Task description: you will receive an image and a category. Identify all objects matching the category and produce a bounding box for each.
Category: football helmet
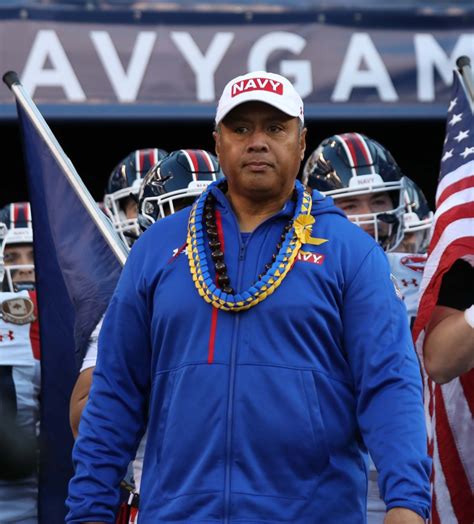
[104,148,168,246]
[0,202,35,292]
[138,149,224,230]
[401,178,433,254]
[0,222,7,243]
[0,222,7,285]
[303,132,406,252]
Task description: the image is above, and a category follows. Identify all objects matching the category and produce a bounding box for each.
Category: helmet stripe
[334,134,357,177]
[344,133,368,167]
[182,149,198,181]
[10,202,31,229]
[139,149,146,178]
[353,133,376,174]
[12,203,19,227]
[135,150,141,177]
[342,133,366,170]
[340,133,376,176]
[201,150,216,172]
[150,148,158,167]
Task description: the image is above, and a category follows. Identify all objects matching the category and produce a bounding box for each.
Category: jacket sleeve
[66,240,152,523]
[342,245,431,519]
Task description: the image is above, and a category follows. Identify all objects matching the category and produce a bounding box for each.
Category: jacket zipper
[219,194,293,523]
[223,239,246,524]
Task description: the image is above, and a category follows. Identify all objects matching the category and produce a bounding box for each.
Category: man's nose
[358,202,374,215]
[246,129,269,153]
[17,266,34,276]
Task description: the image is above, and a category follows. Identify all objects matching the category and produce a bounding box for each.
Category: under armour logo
[168,243,188,264]
[0,330,15,342]
[401,278,418,288]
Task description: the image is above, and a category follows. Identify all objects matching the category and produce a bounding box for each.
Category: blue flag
[15,98,126,522]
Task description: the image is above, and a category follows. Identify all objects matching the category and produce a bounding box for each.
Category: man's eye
[3,254,15,263]
[268,125,283,133]
[234,127,248,134]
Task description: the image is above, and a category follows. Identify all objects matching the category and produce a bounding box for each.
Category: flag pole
[2,70,128,267]
[456,55,474,103]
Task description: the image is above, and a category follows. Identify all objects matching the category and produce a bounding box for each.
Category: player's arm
[423,304,474,384]
[69,367,94,439]
[423,260,474,384]
[69,317,102,438]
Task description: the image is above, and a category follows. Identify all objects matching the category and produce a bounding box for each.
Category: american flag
[412,69,474,523]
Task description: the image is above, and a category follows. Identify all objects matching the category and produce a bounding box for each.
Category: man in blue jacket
[66,71,431,524]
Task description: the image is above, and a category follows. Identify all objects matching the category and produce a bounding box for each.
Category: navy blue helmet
[303,133,406,251]
[0,202,35,291]
[138,149,223,230]
[104,148,168,247]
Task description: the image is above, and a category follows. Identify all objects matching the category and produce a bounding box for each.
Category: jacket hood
[309,188,345,219]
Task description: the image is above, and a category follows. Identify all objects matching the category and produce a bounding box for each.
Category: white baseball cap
[215,71,304,125]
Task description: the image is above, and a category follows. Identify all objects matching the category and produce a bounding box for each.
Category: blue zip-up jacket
[67,186,431,523]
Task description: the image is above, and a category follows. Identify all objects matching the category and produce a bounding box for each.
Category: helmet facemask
[3,263,36,292]
[328,177,405,252]
[138,149,224,231]
[141,187,207,225]
[399,178,434,254]
[104,184,141,247]
[347,205,404,252]
[1,228,35,292]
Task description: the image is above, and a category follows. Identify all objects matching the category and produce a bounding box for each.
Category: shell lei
[187,181,326,312]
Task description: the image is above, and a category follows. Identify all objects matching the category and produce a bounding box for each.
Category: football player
[399,177,433,255]
[0,206,40,524]
[303,133,433,523]
[303,133,433,322]
[104,148,168,249]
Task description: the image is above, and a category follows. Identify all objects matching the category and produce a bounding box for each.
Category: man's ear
[299,127,307,161]
[213,130,220,159]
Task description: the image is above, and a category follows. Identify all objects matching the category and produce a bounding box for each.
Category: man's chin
[242,181,280,201]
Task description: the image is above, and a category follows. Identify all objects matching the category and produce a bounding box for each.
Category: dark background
[1,116,445,211]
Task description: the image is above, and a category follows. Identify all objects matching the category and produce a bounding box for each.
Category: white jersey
[81,318,147,491]
[0,291,39,366]
[387,252,427,327]
[367,252,426,522]
[79,319,101,373]
[0,290,40,524]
